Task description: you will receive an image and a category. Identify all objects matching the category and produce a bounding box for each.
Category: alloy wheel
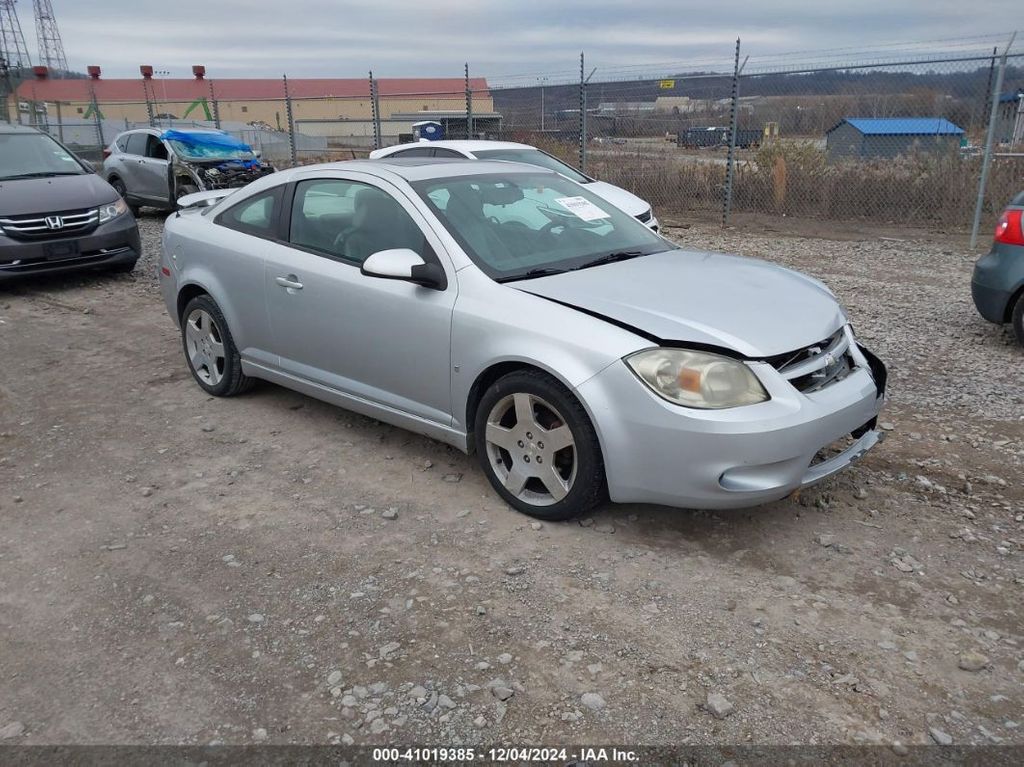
[484,392,576,506]
[185,308,226,386]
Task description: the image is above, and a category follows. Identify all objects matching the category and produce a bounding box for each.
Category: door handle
[275,275,303,290]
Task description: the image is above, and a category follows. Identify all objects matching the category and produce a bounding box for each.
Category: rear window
[472,148,591,184]
[392,147,434,158]
[1012,191,1024,207]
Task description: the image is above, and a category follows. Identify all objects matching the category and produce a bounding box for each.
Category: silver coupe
[160,158,886,520]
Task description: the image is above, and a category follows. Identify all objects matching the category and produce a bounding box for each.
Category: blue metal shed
[825,117,965,161]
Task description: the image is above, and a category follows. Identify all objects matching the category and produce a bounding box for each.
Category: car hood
[515,249,846,358]
[582,180,650,217]
[0,173,117,216]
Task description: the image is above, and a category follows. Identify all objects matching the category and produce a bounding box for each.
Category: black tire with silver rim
[109,177,140,216]
[180,294,253,397]
[474,369,605,520]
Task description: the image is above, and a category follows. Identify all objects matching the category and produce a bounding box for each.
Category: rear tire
[109,177,140,217]
[1011,291,1024,348]
[180,294,254,397]
[474,369,605,521]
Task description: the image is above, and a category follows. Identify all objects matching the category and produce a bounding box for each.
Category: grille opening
[0,246,132,271]
[0,208,100,240]
[810,433,858,467]
[768,329,855,393]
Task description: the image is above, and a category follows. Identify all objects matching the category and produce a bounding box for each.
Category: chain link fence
[483,36,1024,242]
[6,34,1023,241]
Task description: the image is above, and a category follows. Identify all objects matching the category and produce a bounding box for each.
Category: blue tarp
[160,130,262,168]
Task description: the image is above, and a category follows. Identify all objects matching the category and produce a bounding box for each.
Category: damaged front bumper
[576,334,887,510]
[175,158,275,195]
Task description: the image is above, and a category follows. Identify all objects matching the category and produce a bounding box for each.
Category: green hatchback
[972,191,1024,346]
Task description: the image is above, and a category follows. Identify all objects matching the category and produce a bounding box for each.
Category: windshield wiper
[573,250,647,271]
[495,267,568,283]
[0,171,84,180]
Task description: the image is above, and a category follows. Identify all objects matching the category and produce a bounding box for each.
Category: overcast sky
[28,1,1021,82]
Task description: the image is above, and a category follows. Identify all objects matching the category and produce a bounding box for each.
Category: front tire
[474,370,605,520]
[176,183,200,203]
[1012,291,1024,348]
[180,294,254,397]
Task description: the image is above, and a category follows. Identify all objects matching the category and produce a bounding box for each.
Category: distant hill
[492,64,1024,135]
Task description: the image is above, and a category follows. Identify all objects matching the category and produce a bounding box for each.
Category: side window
[145,135,168,161]
[114,135,130,153]
[392,147,434,158]
[288,178,427,265]
[217,187,283,238]
[431,148,463,158]
[125,132,147,156]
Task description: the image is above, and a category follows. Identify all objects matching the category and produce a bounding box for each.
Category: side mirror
[360,248,446,290]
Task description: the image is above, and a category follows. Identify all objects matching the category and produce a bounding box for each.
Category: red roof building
[11,66,491,125]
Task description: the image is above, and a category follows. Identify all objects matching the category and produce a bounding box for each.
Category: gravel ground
[0,212,1021,749]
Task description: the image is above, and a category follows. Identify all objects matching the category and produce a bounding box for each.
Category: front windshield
[167,139,255,162]
[413,172,667,281]
[472,148,590,184]
[0,133,86,180]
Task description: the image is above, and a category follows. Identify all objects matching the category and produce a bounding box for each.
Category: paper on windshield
[554,196,610,221]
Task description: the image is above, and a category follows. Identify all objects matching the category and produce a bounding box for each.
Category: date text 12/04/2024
[372,747,639,762]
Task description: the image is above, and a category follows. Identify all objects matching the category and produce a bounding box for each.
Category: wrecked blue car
[103,128,276,212]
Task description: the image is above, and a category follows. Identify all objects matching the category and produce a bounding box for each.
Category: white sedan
[369,140,659,231]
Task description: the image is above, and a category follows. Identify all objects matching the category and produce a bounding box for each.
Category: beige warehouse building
[10,66,498,145]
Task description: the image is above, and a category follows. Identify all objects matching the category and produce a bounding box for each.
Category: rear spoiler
[176,189,236,210]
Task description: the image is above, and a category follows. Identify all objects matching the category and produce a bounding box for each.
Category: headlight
[626,348,769,409]
[98,198,129,224]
